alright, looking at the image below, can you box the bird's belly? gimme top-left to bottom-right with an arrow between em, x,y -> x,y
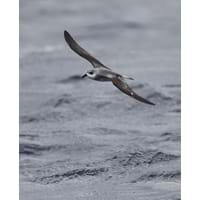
94,75 -> 111,81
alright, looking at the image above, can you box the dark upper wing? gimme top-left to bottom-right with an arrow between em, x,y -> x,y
64,30 -> 110,69
112,77 -> 155,105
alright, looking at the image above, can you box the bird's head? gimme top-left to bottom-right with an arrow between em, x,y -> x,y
81,69 -> 96,79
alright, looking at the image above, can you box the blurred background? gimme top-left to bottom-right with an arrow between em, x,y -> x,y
20,0 -> 180,199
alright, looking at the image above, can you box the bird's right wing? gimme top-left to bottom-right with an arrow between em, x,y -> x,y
64,30 -> 110,69
112,77 -> 155,105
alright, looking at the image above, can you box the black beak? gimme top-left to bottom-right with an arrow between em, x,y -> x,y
81,74 -> 87,78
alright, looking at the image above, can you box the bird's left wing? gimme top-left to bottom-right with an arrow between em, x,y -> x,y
64,30 -> 110,69
112,77 -> 155,105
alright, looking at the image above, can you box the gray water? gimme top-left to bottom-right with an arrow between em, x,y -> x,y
20,0 -> 181,199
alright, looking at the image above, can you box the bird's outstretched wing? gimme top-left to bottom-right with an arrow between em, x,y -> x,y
64,30 -> 110,69
112,77 -> 155,105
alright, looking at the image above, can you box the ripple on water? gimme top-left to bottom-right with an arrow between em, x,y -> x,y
106,150 -> 180,167
20,112 -> 64,124
160,132 -> 181,142
45,94 -> 75,108
33,167 -> 108,184
56,75 -> 83,84
131,170 -> 181,183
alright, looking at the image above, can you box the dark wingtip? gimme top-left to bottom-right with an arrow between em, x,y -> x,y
146,100 -> 156,106
64,30 -> 69,39
64,30 -> 68,37
149,102 -> 156,106
140,98 -> 156,106
64,30 -> 74,45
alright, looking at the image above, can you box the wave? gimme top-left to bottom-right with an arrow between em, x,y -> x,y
19,143 -> 51,155
163,84 -> 181,88
106,150 -> 179,167
33,167 -> 108,184
132,170 -> 180,183
171,108 -> 181,113
45,94 -> 75,108
160,132 -> 181,142
20,141 -> 97,156
20,134 -> 39,141
91,127 -> 126,135
87,21 -> 144,31
56,75 -> 83,84
20,111 -> 64,124
146,91 -> 173,101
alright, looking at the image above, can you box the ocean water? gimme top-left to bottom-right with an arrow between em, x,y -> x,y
20,0 -> 181,199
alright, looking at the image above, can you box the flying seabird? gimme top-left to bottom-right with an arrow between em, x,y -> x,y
64,30 -> 155,106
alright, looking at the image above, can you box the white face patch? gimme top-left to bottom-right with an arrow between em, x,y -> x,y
86,71 -> 96,79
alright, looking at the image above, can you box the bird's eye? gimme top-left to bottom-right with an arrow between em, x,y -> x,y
89,72 -> 93,75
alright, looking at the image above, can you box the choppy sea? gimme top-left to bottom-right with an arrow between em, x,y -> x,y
20,0 -> 180,199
